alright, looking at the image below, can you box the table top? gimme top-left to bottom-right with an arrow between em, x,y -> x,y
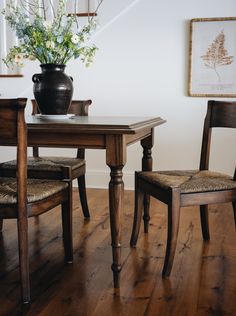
26,115 -> 166,135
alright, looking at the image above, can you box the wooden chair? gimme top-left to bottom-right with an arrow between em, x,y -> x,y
0,99 -> 92,220
130,100 -> 236,278
0,98 -> 73,303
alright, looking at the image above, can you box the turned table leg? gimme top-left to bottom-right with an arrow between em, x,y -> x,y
106,135 -> 126,288
108,165 -> 124,287
141,132 -> 154,233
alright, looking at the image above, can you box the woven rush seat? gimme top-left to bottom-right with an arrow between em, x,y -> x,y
0,157 -> 85,172
0,177 -> 68,204
139,170 -> 236,193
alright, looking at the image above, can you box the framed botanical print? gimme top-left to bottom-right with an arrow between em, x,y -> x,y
189,17 -> 236,97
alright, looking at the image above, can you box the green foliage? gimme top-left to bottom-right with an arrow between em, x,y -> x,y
2,0 -> 98,68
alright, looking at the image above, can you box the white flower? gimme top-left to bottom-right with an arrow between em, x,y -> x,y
43,21 -> 52,29
71,34 -> 79,44
46,41 -> 55,49
28,55 -> 36,61
14,53 -> 23,65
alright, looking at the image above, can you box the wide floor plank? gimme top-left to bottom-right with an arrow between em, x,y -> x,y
0,189 -> 235,316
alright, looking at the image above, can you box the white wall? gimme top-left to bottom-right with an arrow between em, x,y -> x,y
0,0 -> 235,189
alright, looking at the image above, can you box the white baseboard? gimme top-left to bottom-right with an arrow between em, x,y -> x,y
74,169 -> 135,190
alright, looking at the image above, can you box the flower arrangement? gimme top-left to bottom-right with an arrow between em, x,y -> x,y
2,0 -> 101,68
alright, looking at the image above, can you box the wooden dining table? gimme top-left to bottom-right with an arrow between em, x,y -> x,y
26,115 -> 166,288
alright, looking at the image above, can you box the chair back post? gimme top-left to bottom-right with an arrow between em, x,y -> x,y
68,100 -> 92,116
199,101 -> 213,170
69,100 -> 92,160
16,98 -> 28,216
31,100 -> 40,157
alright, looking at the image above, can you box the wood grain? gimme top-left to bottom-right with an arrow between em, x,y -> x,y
0,189 -> 235,315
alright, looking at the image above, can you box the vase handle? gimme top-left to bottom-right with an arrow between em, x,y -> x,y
70,76 -> 73,82
32,73 -> 42,83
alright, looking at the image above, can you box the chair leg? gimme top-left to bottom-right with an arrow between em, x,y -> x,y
0,219 -> 3,232
162,189 -> 180,278
130,180 -> 145,247
233,201 -> 236,228
143,194 -> 150,233
17,217 -> 30,304
200,205 -> 210,241
61,186 -> 73,263
77,175 -> 90,219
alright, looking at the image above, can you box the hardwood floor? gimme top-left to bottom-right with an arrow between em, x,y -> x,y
0,189 -> 235,316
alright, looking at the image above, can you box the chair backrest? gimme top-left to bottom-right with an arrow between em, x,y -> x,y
31,99 -> 92,158
0,98 -> 28,210
31,99 -> 92,116
200,100 -> 236,174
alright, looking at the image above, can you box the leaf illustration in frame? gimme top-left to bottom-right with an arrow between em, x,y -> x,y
201,30 -> 234,81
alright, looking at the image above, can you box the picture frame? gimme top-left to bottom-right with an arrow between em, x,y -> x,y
188,17 -> 236,97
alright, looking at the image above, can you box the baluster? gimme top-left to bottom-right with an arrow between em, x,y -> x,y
12,1 -> 18,46
47,0 -> 54,21
24,0 -> 30,17
0,0 -> 8,74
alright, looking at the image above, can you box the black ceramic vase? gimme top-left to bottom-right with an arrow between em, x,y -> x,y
32,64 -> 73,115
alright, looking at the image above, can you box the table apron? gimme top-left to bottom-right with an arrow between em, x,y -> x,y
27,132 -> 106,149
125,128 -> 152,146
27,129 -> 152,149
